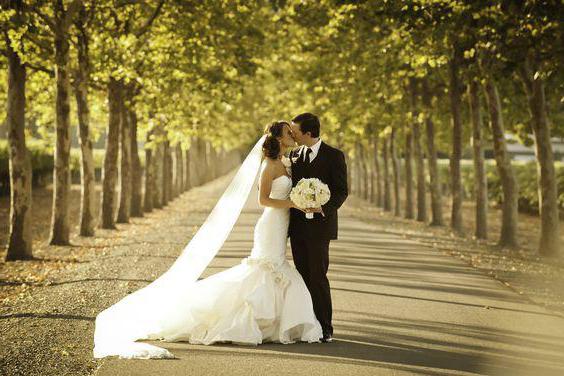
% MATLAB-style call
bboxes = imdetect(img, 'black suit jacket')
[288,141,348,240]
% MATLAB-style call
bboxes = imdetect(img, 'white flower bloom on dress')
[281,156,291,167]
[241,257,290,288]
[281,156,292,176]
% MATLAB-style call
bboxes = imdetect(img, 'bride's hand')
[288,200,306,213]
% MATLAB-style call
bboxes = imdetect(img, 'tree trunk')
[175,144,184,195]
[162,139,172,204]
[188,137,199,187]
[74,7,96,236]
[519,54,560,257]
[5,30,33,261]
[404,120,414,219]
[372,137,383,206]
[143,133,154,213]
[184,147,191,191]
[116,88,131,223]
[49,26,73,245]
[345,151,352,194]
[422,77,444,226]
[469,80,488,240]
[190,137,202,186]
[174,144,182,198]
[205,142,217,182]
[391,127,401,216]
[449,46,464,234]
[100,78,121,229]
[372,137,383,208]
[353,141,362,196]
[369,144,375,203]
[129,108,143,217]
[170,144,178,200]
[483,76,519,248]
[359,142,369,200]
[411,78,427,222]
[201,139,210,183]
[382,135,391,211]
[153,141,164,209]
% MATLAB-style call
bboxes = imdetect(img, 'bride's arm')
[258,162,297,209]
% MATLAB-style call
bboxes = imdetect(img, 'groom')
[288,113,348,343]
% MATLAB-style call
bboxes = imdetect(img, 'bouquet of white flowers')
[289,178,331,219]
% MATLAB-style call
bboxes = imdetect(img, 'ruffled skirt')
[142,256,323,346]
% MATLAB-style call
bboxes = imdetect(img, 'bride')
[93,121,323,359]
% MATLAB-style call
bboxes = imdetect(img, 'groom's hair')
[292,113,320,138]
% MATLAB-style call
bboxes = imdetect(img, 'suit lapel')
[308,141,326,168]
[291,143,328,181]
[290,147,304,184]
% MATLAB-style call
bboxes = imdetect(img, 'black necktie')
[305,147,312,163]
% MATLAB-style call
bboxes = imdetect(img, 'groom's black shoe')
[320,334,333,343]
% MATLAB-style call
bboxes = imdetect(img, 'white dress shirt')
[302,138,322,163]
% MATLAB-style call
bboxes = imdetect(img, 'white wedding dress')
[93,137,322,359]
[145,174,322,346]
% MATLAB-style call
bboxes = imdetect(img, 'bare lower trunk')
[354,141,362,196]
[391,127,401,216]
[170,144,178,200]
[519,54,560,257]
[143,135,154,213]
[372,137,383,206]
[74,9,96,236]
[188,138,197,187]
[49,29,72,245]
[5,30,33,261]
[100,78,121,229]
[188,137,200,187]
[483,75,519,248]
[184,148,191,191]
[206,142,217,182]
[382,135,391,211]
[153,141,164,209]
[449,47,464,234]
[130,109,143,217]
[171,144,180,197]
[360,143,369,200]
[176,144,184,195]
[370,137,382,204]
[411,78,427,222]
[162,139,172,205]
[117,89,131,223]
[422,78,444,226]
[404,123,414,219]
[413,124,426,222]
[469,80,488,240]
[200,140,208,183]
[345,151,352,194]
[191,137,205,186]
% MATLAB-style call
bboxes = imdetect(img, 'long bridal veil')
[93,135,267,359]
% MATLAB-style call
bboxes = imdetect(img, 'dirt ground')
[0,177,230,376]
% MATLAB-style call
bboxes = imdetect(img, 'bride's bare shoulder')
[261,159,276,178]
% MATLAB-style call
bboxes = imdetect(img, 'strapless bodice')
[269,175,292,200]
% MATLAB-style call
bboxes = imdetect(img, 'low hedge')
[4,140,562,214]
[436,159,564,214]
[383,158,563,215]
[0,140,108,195]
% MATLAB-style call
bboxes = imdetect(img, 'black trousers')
[290,234,333,336]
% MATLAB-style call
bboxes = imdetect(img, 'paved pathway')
[95,175,564,376]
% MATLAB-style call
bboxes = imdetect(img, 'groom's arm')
[322,150,348,215]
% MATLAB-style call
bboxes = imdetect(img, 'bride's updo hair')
[262,121,289,160]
